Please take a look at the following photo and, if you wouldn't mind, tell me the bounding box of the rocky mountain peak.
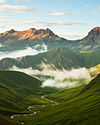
[26,28,55,36]
[88,27,100,37]
[80,27,100,44]
[7,29,16,33]
[0,28,61,41]
[93,27,100,31]
[27,28,36,32]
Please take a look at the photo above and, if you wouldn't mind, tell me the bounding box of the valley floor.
[11,95,59,125]
[0,71,100,125]
[13,74,100,125]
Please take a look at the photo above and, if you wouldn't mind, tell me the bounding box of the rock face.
[0,28,61,43]
[80,27,100,43]
[88,27,100,38]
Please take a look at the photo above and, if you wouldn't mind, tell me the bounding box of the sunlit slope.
[20,74,100,125]
[0,71,42,115]
[89,64,100,77]
[46,86,84,103]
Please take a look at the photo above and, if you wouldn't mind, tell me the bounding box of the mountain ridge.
[0,27,100,52]
[0,27,100,41]
[80,27,100,44]
[0,47,84,70]
[0,28,62,42]
[0,46,100,71]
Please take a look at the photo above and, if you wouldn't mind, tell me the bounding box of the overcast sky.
[0,0,100,40]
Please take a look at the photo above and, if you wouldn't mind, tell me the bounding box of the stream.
[11,95,58,124]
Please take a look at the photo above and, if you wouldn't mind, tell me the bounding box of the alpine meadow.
[0,0,100,125]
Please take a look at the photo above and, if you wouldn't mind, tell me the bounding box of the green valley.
[0,71,57,116]
[14,74,100,125]
[0,27,100,125]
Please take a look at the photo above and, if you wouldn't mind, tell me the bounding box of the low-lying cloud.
[10,63,92,88]
[0,43,47,60]
[42,79,78,88]
[0,43,5,48]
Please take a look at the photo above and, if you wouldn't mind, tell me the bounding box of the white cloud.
[10,63,92,88]
[51,11,79,16]
[0,19,86,33]
[31,63,91,81]
[60,34,85,40]
[23,20,85,27]
[0,43,48,60]
[0,5,37,12]
[0,14,8,17]
[42,79,78,88]
[10,63,91,81]
[55,21,83,25]
[22,21,52,27]
[0,43,5,47]
[55,0,73,1]
[51,11,65,16]
[14,0,31,2]
[0,0,6,3]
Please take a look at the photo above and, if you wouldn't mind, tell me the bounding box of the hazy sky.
[0,0,100,40]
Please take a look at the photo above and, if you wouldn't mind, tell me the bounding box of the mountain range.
[0,27,100,52]
[0,28,61,41]
[0,26,100,125]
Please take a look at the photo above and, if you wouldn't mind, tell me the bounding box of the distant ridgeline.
[0,47,100,70]
[0,27,100,52]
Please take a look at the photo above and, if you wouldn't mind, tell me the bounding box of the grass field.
[14,74,100,125]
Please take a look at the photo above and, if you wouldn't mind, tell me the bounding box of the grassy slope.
[16,48,100,69]
[0,47,83,70]
[0,114,20,125]
[46,86,85,103]
[15,74,100,125]
[0,71,51,115]
[79,51,100,68]
[89,64,100,77]
[0,47,100,71]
